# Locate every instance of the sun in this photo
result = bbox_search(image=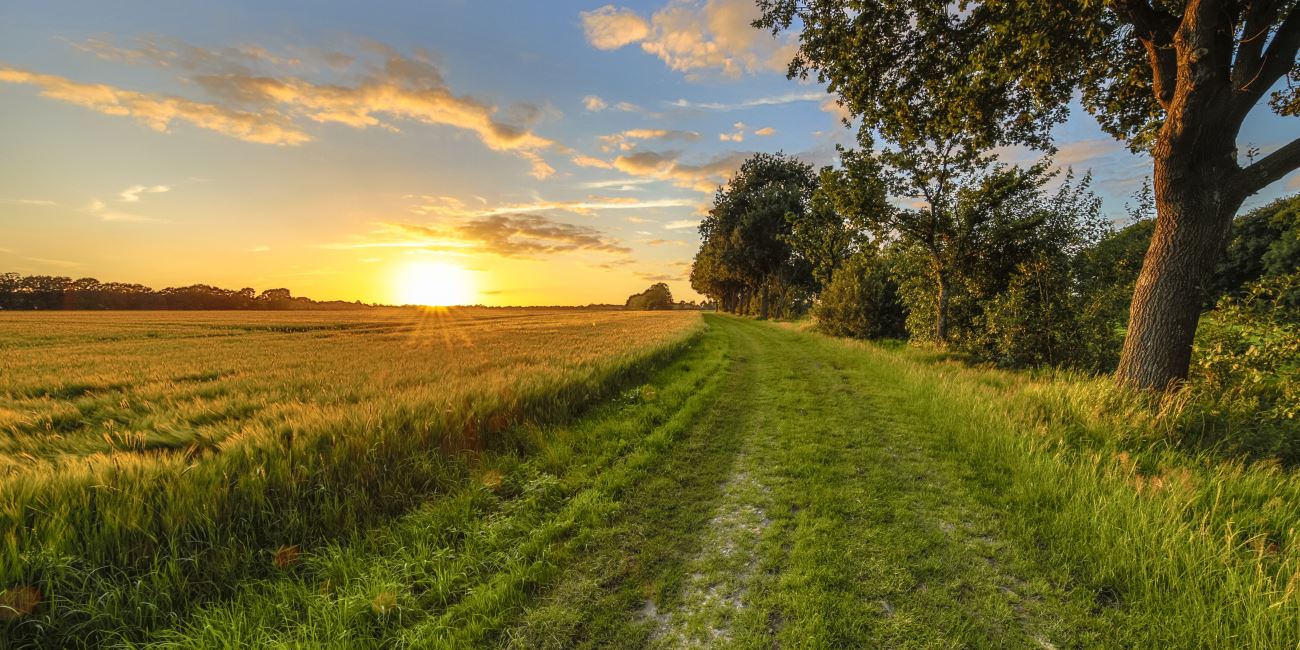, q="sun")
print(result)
[396,261,476,307]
